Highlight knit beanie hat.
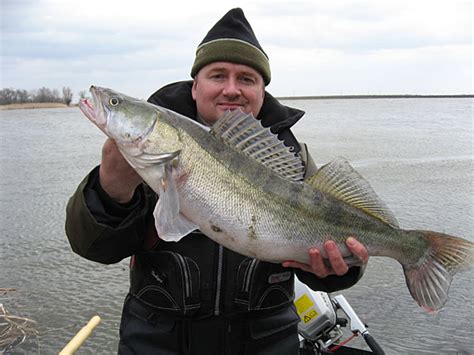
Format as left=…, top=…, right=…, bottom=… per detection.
left=191, top=8, right=271, bottom=85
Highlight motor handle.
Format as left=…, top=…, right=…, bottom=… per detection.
left=333, top=295, right=385, bottom=355
left=333, top=295, right=366, bottom=333
left=362, top=332, right=385, bottom=355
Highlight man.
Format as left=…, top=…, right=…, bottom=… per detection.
left=66, top=8, right=368, bottom=354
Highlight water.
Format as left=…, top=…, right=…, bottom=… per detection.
left=0, top=98, right=473, bottom=354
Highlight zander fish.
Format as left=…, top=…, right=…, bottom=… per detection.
left=79, top=86, right=473, bottom=312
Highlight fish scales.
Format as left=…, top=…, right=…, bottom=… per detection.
left=151, top=109, right=426, bottom=264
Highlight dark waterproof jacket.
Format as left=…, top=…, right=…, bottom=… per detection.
left=65, top=81, right=363, bottom=354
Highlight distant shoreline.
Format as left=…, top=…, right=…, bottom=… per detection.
left=277, top=94, right=474, bottom=100
left=0, top=102, right=76, bottom=110
left=1, top=95, right=472, bottom=110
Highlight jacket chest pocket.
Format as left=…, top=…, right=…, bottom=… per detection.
left=234, top=258, right=294, bottom=311
left=131, top=251, right=201, bottom=316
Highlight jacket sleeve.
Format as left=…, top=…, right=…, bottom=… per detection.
left=296, top=143, right=365, bottom=292
left=295, top=267, right=364, bottom=293
left=65, top=166, right=157, bottom=264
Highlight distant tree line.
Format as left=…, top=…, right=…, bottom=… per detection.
left=0, top=87, right=75, bottom=106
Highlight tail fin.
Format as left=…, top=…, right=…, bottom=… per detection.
left=402, top=231, right=474, bottom=312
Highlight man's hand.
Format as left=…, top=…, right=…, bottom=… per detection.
left=99, top=138, right=143, bottom=203
left=282, top=237, right=369, bottom=278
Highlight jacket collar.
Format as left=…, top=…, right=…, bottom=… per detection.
left=147, top=80, right=305, bottom=133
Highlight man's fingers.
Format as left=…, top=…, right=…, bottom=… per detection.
left=99, top=138, right=143, bottom=203
left=282, top=249, right=331, bottom=276
left=282, top=238, right=369, bottom=278
left=308, top=248, right=331, bottom=278
left=325, top=241, right=349, bottom=276
left=346, top=237, right=369, bottom=264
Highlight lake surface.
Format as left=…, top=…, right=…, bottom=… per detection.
left=1, top=98, right=473, bottom=354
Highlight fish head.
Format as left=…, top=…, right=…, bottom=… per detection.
left=79, top=86, right=157, bottom=147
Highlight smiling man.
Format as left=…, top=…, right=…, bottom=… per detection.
left=192, top=62, right=265, bottom=123
left=66, top=8, right=368, bottom=354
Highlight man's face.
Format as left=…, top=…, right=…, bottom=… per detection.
left=192, top=62, right=265, bottom=124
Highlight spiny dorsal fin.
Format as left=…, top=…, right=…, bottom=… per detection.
left=210, top=109, right=305, bottom=181
left=307, top=157, right=399, bottom=227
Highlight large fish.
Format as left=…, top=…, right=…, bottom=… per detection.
left=79, top=86, right=473, bottom=312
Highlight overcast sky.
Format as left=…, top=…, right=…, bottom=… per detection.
left=1, top=0, right=472, bottom=99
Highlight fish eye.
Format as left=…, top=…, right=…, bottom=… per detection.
left=109, top=97, right=121, bottom=106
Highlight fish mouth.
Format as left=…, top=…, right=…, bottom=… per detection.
left=78, top=86, right=107, bottom=128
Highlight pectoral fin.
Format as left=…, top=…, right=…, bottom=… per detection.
left=153, top=162, right=197, bottom=241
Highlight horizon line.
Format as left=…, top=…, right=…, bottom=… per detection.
left=277, top=94, right=474, bottom=100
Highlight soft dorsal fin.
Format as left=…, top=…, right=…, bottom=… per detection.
left=210, top=109, right=305, bottom=181
left=307, top=157, right=399, bottom=227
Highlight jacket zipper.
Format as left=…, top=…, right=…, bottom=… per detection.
left=214, top=244, right=224, bottom=316
left=174, top=253, right=191, bottom=298
left=244, top=259, right=258, bottom=292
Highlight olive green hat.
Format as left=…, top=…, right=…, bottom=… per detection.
left=190, top=8, right=271, bottom=85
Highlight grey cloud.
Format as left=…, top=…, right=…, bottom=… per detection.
left=271, top=31, right=471, bottom=52
left=1, top=0, right=194, bottom=61
left=255, top=1, right=471, bottom=52
left=254, top=1, right=388, bottom=22
left=2, top=25, right=189, bottom=62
